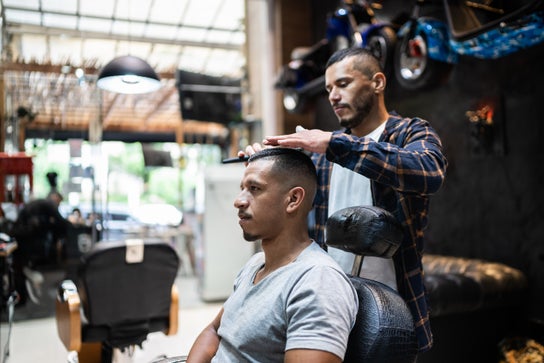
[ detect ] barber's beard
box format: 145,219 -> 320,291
339,96 -> 374,129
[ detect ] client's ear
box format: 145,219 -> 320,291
286,187 -> 305,213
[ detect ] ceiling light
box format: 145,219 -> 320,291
97,55 -> 161,94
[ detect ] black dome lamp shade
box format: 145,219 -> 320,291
96,55 -> 161,94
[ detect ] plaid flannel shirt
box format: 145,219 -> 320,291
310,113 -> 447,352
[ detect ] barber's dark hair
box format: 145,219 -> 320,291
248,148 -> 317,187
325,47 -> 382,78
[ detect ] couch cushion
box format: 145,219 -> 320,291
423,255 -> 527,317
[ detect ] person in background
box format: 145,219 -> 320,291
187,148 -> 358,363
243,47 -> 447,353
10,188 -> 70,305
67,207 -> 86,225
46,189 -> 63,208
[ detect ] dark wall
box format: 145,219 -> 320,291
309,0 -> 340,40
387,43 -> 544,323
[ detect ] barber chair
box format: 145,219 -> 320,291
55,238 -> 180,363
152,205 -> 417,363
326,205 -> 418,363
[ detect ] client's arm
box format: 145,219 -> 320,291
285,349 -> 342,363
186,308 -> 224,363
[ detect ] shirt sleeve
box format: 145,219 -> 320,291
326,117 -> 447,195
284,265 -> 358,360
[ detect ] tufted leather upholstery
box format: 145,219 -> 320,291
422,254 -> 528,317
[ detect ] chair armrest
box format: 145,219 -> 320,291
55,280 -> 82,351
166,284 -> 179,336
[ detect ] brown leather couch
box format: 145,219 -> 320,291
420,254 -> 528,363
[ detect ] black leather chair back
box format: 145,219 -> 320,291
326,206 -> 418,363
345,277 -> 417,362
77,239 -> 179,349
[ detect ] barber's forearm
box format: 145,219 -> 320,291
263,129 -> 332,154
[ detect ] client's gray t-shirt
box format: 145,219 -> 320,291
212,241 -> 358,363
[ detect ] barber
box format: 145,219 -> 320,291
242,47 -> 447,353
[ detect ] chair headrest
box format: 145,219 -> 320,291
325,206 -> 403,258
82,238 -> 171,262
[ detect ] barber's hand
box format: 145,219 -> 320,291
237,142 -> 265,159
263,126 -> 332,154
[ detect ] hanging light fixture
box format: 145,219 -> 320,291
96,55 -> 162,94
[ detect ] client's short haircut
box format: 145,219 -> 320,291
248,148 -> 317,209
248,148 -> 317,187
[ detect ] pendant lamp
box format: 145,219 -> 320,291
97,55 -> 161,94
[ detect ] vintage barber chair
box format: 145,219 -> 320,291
325,205 -> 418,363
55,238 -> 180,363
152,205 -> 417,363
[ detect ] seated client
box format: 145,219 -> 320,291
187,148 -> 358,362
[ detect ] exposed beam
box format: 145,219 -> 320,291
5,23 -> 243,51
101,93 -> 121,128
0,61 -> 100,75
0,60 -> 176,79
142,87 -> 179,125
2,5 -> 243,34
